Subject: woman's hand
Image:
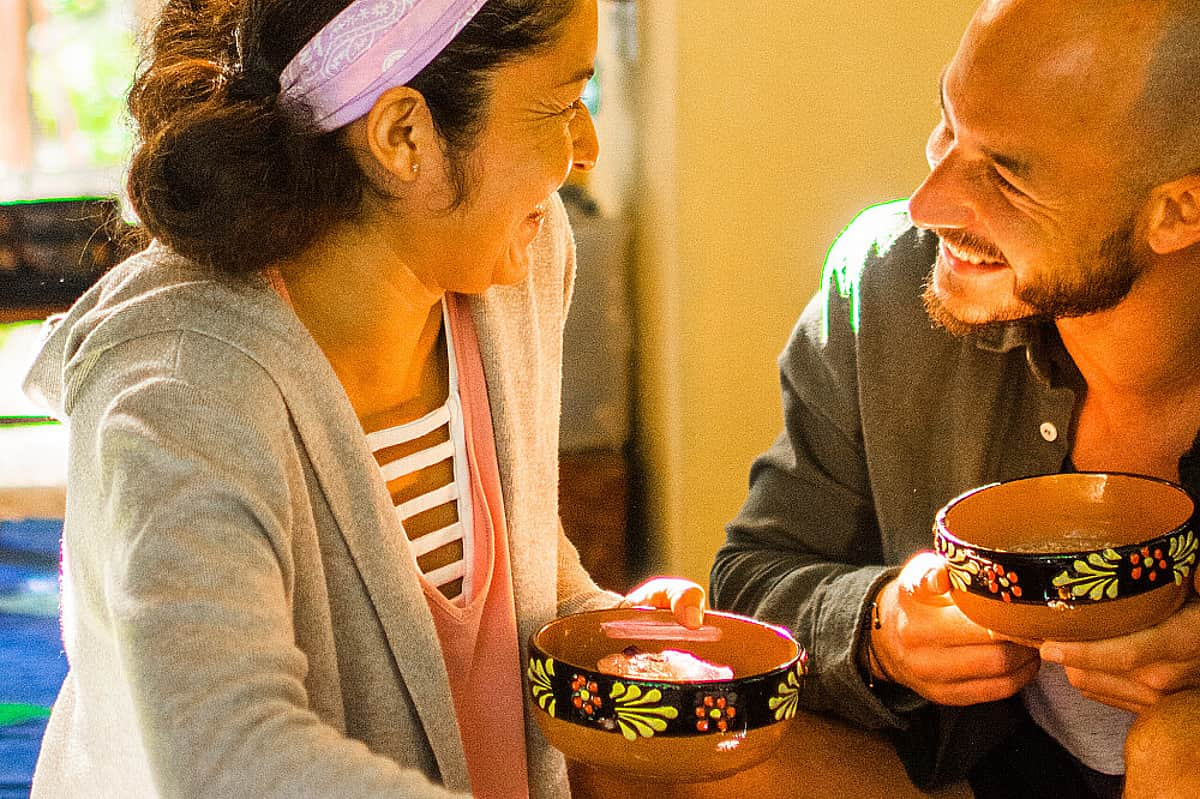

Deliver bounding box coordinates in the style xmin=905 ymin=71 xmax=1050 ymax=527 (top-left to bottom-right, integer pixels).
xmin=620 ymin=577 xmax=706 ymax=629
xmin=1040 ymin=597 xmax=1200 ymax=713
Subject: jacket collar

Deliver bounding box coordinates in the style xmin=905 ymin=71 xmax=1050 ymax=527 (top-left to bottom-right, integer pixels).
xmin=242 ymin=277 xmax=473 ymax=790
xmin=971 ymin=319 xmax=1074 ymax=389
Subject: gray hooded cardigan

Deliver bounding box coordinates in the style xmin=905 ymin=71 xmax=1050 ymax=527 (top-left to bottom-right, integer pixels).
xmin=23 ymin=194 xmax=618 ymax=798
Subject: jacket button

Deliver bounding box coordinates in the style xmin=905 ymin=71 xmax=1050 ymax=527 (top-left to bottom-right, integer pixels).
xmin=1040 ymin=422 xmax=1059 ymax=442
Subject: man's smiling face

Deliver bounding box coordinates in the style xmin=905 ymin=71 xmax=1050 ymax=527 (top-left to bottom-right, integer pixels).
xmin=908 ymin=0 xmax=1163 ymax=335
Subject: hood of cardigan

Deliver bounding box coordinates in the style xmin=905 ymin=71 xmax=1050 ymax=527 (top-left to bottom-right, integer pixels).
xmin=22 ymin=243 xmax=289 ymax=421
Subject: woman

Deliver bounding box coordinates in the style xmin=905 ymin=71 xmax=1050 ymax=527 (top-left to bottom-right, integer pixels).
xmin=22 ymin=1 xmax=703 ymax=796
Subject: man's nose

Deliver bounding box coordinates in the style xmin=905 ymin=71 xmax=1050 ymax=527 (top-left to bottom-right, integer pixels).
xmin=908 ymin=152 xmax=975 ymax=232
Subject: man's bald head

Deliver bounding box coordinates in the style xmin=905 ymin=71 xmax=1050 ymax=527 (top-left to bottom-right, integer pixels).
xmin=952 ymin=0 xmax=1197 ymax=192
xmin=912 ymin=0 xmax=1200 ymax=333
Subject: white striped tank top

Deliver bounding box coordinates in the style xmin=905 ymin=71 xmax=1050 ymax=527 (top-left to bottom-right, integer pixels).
xmin=365 ymin=301 xmax=475 ymax=603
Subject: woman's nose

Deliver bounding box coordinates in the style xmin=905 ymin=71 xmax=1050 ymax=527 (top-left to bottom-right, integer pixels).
xmin=571 ymin=107 xmax=599 ymax=173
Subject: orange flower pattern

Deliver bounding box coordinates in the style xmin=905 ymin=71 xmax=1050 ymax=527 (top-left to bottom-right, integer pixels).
xmin=693 ymin=691 xmax=738 ymax=733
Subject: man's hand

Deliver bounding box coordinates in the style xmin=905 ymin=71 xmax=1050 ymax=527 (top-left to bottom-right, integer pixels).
xmin=1124 ymin=687 xmax=1200 ymax=799
xmin=871 ymin=551 xmax=1040 ymax=705
xmin=621 ymin=577 xmax=706 ymax=629
xmin=1040 ymin=597 xmax=1200 ymax=713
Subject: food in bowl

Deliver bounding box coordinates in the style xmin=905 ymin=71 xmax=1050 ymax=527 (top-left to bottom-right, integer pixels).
xmin=934 ymin=472 xmax=1197 ymax=641
xmin=1003 ymin=534 xmax=1118 ymax=553
xmin=527 ymin=607 xmax=807 ymax=783
xmin=596 ymin=645 xmax=734 ymax=682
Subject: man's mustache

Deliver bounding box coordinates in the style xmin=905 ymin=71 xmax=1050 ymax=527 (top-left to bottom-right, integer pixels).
xmin=934 ymin=230 xmax=1007 ymax=263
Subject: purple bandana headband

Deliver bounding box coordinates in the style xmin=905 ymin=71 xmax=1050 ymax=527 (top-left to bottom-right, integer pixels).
xmin=280 ymin=0 xmax=488 ymax=132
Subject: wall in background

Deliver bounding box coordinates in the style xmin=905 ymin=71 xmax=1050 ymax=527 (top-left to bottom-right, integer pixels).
xmin=631 ymin=1 xmax=980 ymax=583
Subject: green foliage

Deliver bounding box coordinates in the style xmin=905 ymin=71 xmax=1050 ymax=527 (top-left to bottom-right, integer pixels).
xmin=44 ymin=0 xmax=106 ymax=17
xmin=27 ymin=0 xmax=137 ymax=171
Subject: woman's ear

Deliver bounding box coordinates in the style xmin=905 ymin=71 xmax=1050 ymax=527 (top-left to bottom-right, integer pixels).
xmin=1145 ymin=173 xmax=1200 ymax=255
xmin=362 ymin=86 xmax=434 ymax=183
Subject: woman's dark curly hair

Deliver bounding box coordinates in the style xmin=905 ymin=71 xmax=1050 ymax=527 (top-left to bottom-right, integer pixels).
xmin=126 ymin=0 xmax=575 ymax=276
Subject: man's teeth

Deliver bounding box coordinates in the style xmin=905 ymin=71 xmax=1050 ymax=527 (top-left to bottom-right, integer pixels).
xmin=946 ymin=241 xmax=1000 ymax=265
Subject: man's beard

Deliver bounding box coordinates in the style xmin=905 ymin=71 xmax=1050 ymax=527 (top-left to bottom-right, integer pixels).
xmin=922 ymin=222 xmax=1140 ymax=337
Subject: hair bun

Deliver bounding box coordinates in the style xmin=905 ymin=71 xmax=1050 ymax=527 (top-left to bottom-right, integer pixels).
xmin=226 ymin=55 xmax=281 ymax=103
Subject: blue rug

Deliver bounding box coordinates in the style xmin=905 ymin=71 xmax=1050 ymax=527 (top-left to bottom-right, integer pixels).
xmin=0 ymin=520 xmax=66 ymax=799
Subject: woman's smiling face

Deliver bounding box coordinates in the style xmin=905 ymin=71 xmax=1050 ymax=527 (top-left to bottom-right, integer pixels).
xmin=417 ymin=0 xmax=599 ymax=294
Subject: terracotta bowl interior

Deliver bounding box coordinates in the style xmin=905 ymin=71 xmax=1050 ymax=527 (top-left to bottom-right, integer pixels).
xmin=942 ymin=472 xmax=1191 ymax=552
xmin=533 ymin=607 xmax=798 ymax=678
xmin=530 ymin=608 xmax=802 ymax=782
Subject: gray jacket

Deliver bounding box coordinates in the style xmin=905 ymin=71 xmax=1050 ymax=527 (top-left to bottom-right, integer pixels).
xmin=24 ymin=194 xmax=616 ymax=798
xmin=711 ymin=200 xmax=1088 ymax=787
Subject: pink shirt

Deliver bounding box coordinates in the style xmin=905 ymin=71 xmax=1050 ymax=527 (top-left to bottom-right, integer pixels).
xmin=428 ymin=293 xmax=529 ymax=798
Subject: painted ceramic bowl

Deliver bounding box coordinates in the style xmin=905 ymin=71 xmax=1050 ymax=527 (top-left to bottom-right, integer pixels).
xmin=935 ymin=472 xmax=1197 ymax=641
xmin=526 ymin=607 xmax=807 ymax=783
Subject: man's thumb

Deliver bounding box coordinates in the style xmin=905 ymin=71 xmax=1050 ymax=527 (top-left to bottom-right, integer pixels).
xmin=899 ymin=551 xmax=952 ymax=605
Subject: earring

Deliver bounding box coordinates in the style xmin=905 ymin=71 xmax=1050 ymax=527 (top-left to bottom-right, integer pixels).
xmin=411 ymin=163 xmax=419 ymax=175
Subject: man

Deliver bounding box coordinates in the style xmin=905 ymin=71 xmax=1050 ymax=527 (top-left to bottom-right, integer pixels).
xmin=711 ymin=1 xmax=1200 ymax=797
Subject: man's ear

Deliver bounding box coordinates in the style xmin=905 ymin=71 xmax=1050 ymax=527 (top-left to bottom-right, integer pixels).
xmin=1145 ymin=173 xmax=1200 ymax=255
xmin=362 ymin=86 xmax=435 ymax=183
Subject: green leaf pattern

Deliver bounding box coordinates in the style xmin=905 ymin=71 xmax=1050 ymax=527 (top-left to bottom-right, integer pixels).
xmin=527 ymin=657 xmax=556 ymax=717
xmin=768 ymin=668 xmax=800 ymax=721
xmin=1052 ymin=548 xmax=1124 ymax=601
xmin=609 ymin=683 xmax=679 ymax=742
xmin=1170 ymin=531 xmax=1198 ymax=586
xmin=1050 ymin=533 xmax=1198 ymax=600
xmin=940 ymin=538 xmax=982 ymax=593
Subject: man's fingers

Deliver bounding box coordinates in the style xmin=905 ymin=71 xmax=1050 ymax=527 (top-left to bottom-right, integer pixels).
xmin=918 ymin=657 xmax=1042 ymax=705
xmin=898 ymin=551 xmax=954 ymax=606
xmin=904 ymin=642 xmax=1040 ymax=683
xmin=989 ymin=630 xmax=1043 ymax=648
xmin=925 ymin=677 xmax=1031 ymax=706
xmin=622 ymin=577 xmax=707 ymax=629
xmin=1041 ymin=637 xmax=1141 ymax=672
xmin=899 ymin=609 xmax=996 ymax=647
xmin=1079 ymin=690 xmax=1148 ymax=715
xmin=1042 ymin=599 xmax=1200 ymax=672
xmin=923 ymin=564 xmax=951 ymax=595
xmin=1066 ymin=666 xmax=1159 ymax=712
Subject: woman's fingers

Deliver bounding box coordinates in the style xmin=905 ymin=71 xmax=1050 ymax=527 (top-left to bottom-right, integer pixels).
xmin=622 ymin=577 xmax=707 ymax=629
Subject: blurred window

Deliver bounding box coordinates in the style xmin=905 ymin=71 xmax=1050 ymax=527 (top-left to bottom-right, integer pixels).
xmin=0 ymin=0 xmax=139 ymax=203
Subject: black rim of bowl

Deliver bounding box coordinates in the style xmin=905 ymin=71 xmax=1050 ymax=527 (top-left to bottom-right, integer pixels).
xmin=935 ymin=473 xmax=1197 ymax=606
xmin=526 ymin=613 xmax=808 ymax=741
